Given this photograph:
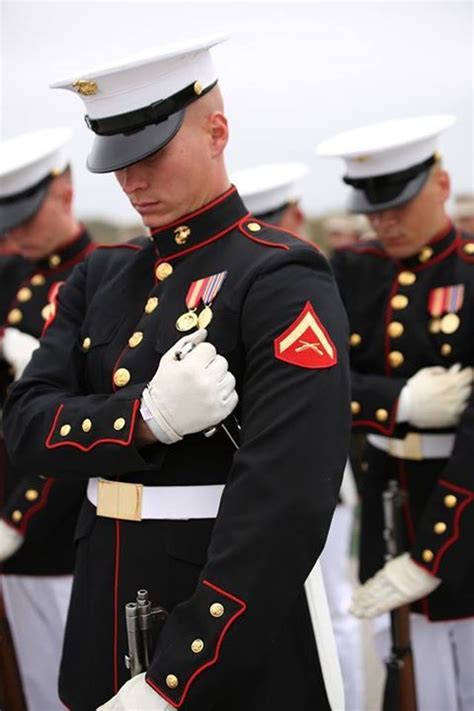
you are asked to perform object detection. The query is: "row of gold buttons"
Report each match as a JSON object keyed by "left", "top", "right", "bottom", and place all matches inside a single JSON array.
[
  {"left": 165, "top": 602, "right": 225, "bottom": 689},
  {"left": 58, "top": 418, "right": 126, "bottom": 437}
]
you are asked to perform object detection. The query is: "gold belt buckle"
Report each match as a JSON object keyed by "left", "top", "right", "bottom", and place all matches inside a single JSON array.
[
  {"left": 388, "top": 433, "right": 423, "bottom": 461},
  {"left": 96, "top": 479, "right": 143, "bottom": 521}
]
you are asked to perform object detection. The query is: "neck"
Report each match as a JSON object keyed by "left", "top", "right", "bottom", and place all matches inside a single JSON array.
[{"left": 51, "top": 217, "right": 82, "bottom": 253}]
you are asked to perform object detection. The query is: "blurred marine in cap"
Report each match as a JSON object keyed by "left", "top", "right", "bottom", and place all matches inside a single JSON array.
[
  {"left": 0, "top": 128, "right": 95, "bottom": 710},
  {"left": 318, "top": 115, "right": 474, "bottom": 710},
  {"left": 4, "top": 36, "right": 350, "bottom": 711}
]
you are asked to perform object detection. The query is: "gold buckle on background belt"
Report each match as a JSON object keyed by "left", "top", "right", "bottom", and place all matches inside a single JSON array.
[
  {"left": 388, "top": 432, "right": 423, "bottom": 461},
  {"left": 96, "top": 480, "right": 143, "bottom": 521}
]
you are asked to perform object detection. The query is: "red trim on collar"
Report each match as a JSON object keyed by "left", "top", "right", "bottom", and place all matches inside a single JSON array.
[
  {"left": 147, "top": 579, "right": 246, "bottom": 708},
  {"left": 427, "top": 220, "right": 454, "bottom": 245},
  {"left": 152, "top": 216, "right": 247, "bottom": 269},
  {"left": 406, "top": 232, "right": 461, "bottom": 273},
  {"left": 45, "top": 400, "right": 140, "bottom": 452},
  {"left": 150, "top": 186, "right": 237, "bottom": 236}
]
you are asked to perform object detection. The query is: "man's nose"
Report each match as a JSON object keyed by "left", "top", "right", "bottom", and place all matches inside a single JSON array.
[{"left": 115, "top": 164, "right": 148, "bottom": 195}]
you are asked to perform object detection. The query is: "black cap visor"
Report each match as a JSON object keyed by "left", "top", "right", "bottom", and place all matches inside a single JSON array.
[
  {"left": 348, "top": 168, "right": 430, "bottom": 214},
  {"left": 0, "top": 182, "right": 50, "bottom": 234},
  {"left": 87, "top": 109, "right": 185, "bottom": 173}
]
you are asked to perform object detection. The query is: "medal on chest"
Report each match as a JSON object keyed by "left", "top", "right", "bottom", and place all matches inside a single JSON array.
[
  {"left": 428, "top": 284, "right": 464, "bottom": 334},
  {"left": 176, "top": 271, "right": 228, "bottom": 332}
]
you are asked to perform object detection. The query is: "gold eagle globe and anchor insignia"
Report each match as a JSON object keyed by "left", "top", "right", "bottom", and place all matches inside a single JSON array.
[
  {"left": 174, "top": 225, "right": 191, "bottom": 246},
  {"left": 72, "top": 80, "right": 99, "bottom": 96}
]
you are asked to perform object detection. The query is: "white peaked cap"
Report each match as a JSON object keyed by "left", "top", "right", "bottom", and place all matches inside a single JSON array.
[
  {"left": 0, "top": 128, "right": 72, "bottom": 198},
  {"left": 51, "top": 35, "right": 228, "bottom": 173},
  {"left": 316, "top": 115, "right": 456, "bottom": 179},
  {"left": 0, "top": 128, "right": 72, "bottom": 233},
  {"left": 232, "top": 163, "right": 309, "bottom": 217}
]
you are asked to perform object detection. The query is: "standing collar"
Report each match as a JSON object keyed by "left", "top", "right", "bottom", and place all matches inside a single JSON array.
[
  {"left": 150, "top": 186, "right": 249, "bottom": 259},
  {"left": 35, "top": 227, "right": 93, "bottom": 272},
  {"left": 399, "top": 222, "right": 459, "bottom": 270}
]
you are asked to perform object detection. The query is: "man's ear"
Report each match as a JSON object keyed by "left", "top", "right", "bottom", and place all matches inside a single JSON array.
[
  {"left": 209, "top": 112, "right": 228, "bottom": 157},
  {"left": 435, "top": 168, "right": 451, "bottom": 203}
]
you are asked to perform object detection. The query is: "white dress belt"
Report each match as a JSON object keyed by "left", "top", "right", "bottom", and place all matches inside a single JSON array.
[
  {"left": 367, "top": 432, "right": 456, "bottom": 460},
  {"left": 87, "top": 478, "right": 225, "bottom": 520}
]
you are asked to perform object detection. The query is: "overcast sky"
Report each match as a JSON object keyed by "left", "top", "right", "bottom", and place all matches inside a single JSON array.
[{"left": 2, "top": 1, "right": 473, "bottom": 224}]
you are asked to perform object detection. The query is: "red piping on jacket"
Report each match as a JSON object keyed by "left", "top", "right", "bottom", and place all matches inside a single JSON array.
[
  {"left": 18, "top": 478, "right": 56, "bottom": 535},
  {"left": 242, "top": 218, "right": 321, "bottom": 252},
  {"left": 152, "top": 216, "right": 248, "bottom": 270},
  {"left": 432, "top": 493, "right": 473, "bottom": 576},
  {"left": 45, "top": 400, "right": 140, "bottom": 452},
  {"left": 353, "top": 399, "right": 399, "bottom": 436},
  {"left": 146, "top": 579, "right": 247, "bottom": 707},
  {"left": 150, "top": 186, "right": 237, "bottom": 236}
]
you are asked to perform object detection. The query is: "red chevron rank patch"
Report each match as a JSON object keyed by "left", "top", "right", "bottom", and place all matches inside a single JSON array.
[{"left": 274, "top": 301, "right": 337, "bottom": 369}]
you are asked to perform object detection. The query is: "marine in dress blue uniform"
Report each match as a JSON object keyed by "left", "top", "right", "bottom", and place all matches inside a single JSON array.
[
  {"left": 0, "top": 128, "right": 95, "bottom": 710},
  {"left": 4, "top": 38, "right": 350, "bottom": 710},
  {"left": 317, "top": 115, "right": 474, "bottom": 710}
]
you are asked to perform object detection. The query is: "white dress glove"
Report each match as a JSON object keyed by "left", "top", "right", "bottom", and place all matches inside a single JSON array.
[
  {"left": 96, "top": 673, "right": 173, "bottom": 711},
  {"left": 141, "top": 329, "right": 238, "bottom": 445},
  {"left": 350, "top": 553, "right": 441, "bottom": 618},
  {"left": 1, "top": 327, "right": 40, "bottom": 380},
  {"left": 399, "top": 364, "right": 472, "bottom": 428},
  {"left": 0, "top": 519, "right": 24, "bottom": 562}
]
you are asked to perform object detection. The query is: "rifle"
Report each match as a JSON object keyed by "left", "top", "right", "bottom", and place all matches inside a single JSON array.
[
  {"left": 125, "top": 589, "right": 168, "bottom": 677},
  {"left": 0, "top": 582, "right": 26, "bottom": 711},
  {"left": 382, "top": 479, "right": 417, "bottom": 711}
]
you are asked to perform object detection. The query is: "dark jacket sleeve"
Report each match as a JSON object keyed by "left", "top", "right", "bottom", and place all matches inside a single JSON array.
[
  {"left": 410, "top": 391, "right": 474, "bottom": 585},
  {"left": 331, "top": 248, "right": 407, "bottom": 435},
  {"left": 3, "top": 260, "right": 157, "bottom": 478},
  {"left": 1, "top": 472, "right": 85, "bottom": 543},
  {"left": 146, "top": 250, "right": 351, "bottom": 709}
]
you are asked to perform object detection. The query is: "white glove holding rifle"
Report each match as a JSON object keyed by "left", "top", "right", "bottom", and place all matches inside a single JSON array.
[
  {"left": 350, "top": 553, "right": 441, "bottom": 618},
  {"left": 398, "top": 363, "right": 472, "bottom": 428},
  {"left": 97, "top": 672, "right": 173, "bottom": 711},
  {"left": 141, "top": 329, "right": 238, "bottom": 445}
]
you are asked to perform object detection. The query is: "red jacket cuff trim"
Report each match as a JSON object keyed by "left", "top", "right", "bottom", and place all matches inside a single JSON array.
[
  {"left": 353, "top": 398, "right": 399, "bottom": 435},
  {"left": 147, "top": 580, "right": 247, "bottom": 708},
  {"left": 45, "top": 400, "right": 140, "bottom": 452}
]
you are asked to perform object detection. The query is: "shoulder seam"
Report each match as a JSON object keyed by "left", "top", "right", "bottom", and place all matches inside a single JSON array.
[{"left": 238, "top": 217, "right": 319, "bottom": 253}]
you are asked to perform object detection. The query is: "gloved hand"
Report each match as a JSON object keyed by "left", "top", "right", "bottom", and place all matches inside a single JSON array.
[
  {"left": 400, "top": 364, "right": 472, "bottom": 428},
  {"left": 1, "top": 327, "right": 40, "bottom": 380},
  {"left": 350, "top": 553, "right": 441, "bottom": 618},
  {"left": 141, "top": 329, "right": 238, "bottom": 445},
  {"left": 96, "top": 673, "right": 173, "bottom": 710},
  {"left": 0, "top": 519, "right": 24, "bottom": 562}
]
